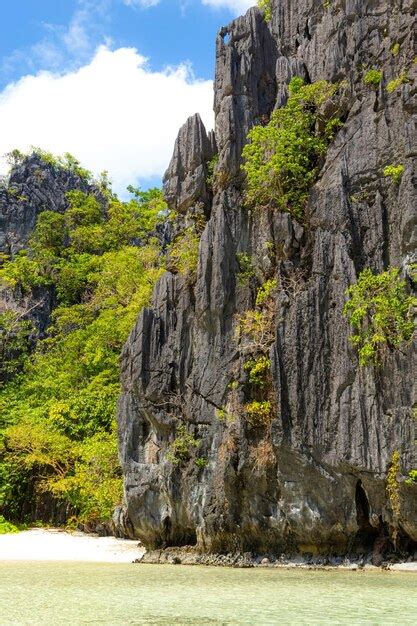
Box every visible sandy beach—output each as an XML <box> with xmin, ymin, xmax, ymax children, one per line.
<box><xmin>0</xmin><ymin>528</ymin><xmax>145</xmax><ymax>563</ymax></box>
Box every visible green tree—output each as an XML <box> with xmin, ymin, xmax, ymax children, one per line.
<box><xmin>0</xmin><ymin>181</ymin><xmax>167</xmax><ymax>526</ymax></box>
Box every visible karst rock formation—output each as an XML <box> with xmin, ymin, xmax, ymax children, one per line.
<box><xmin>118</xmin><ymin>0</ymin><xmax>417</xmax><ymax>555</ymax></box>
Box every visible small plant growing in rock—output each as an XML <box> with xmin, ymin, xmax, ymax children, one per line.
<box><xmin>383</xmin><ymin>164</ymin><xmax>404</xmax><ymax>184</ymax></box>
<box><xmin>32</xmin><ymin>148</ymin><xmax>92</xmax><ymax>181</ymax></box>
<box><xmin>167</xmin><ymin>424</ymin><xmax>200</xmax><ymax>465</ymax></box>
<box><xmin>343</xmin><ymin>267</ymin><xmax>415</xmax><ymax>366</ymax></box>
<box><xmin>255</xmin><ymin>278</ymin><xmax>278</xmax><ymax>306</ymax></box>
<box><xmin>236</xmin><ymin>277</ymin><xmax>278</xmax><ymax>354</ymax></box>
<box><xmin>406</xmin><ymin>470</ymin><xmax>417</xmax><ymax>485</ymax></box>
<box><xmin>386</xmin><ymin>72</ymin><xmax>409</xmax><ymax>93</ymax></box>
<box><xmin>236</xmin><ymin>252</ymin><xmax>255</xmax><ymax>285</ymax></box>
<box><xmin>364</xmin><ymin>69</ymin><xmax>382</xmax><ymax>87</ymax></box>
<box><xmin>236</xmin><ymin>308</ymin><xmax>276</xmax><ymax>352</ymax></box>
<box><xmin>244</xmin><ymin>400</ymin><xmax>273</xmax><ymax>426</ymax></box>
<box><xmin>257</xmin><ymin>0</ymin><xmax>272</xmax><ymax>21</ymax></box>
<box><xmin>195</xmin><ymin>457</ymin><xmax>208</xmax><ymax>468</ymax></box>
<box><xmin>216</xmin><ymin>406</ymin><xmax>236</xmax><ymax>422</ymax></box>
<box><xmin>206</xmin><ymin>154</ymin><xmax>219</xmax><ymax>189</ymax></box>
<box><xmin>167</xmin><ymin>227</ymin><xmax>200</xmax><ymax>276</ymax></box>
<box><xmin>244</xmin><ymin>355</ymin><xmax>271</xmax><ymax>387</ymax></box>
<box><xmin>391</xmin><ymin>42</ymin><xmax>400</xmax><ymax>57</ymax></box>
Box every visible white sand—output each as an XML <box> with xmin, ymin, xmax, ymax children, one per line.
<box><xmin>0</xmin><ymin>528</ymin><xmax>145</xmax><ymax>563</ymax></box>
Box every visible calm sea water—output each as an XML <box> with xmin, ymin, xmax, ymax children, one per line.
<box><xmin>1</xmin><ymin>561</ymin><xmax>416</xmax><ymax>625</ymax></box>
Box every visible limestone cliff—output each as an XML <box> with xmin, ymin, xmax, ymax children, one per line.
<box><xmin>118</xmin><ymin>0</ymin><xmax>416</xmax><ymax>555</ymax></box>
<box><xmin>0</xmin><ymin>154</ymin><xmax>95</xmax><ymax>342</ymax></box>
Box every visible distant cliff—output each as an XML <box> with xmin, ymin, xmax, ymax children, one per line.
<box><xmin>0</xmin><ymin>153</ymin><xmax>94</xmax><ymax>342</ymax></box>
<box><xmin>118</xmin><ymin>0</ymin><xmax>416</xmax><ymax>556</ymax></box>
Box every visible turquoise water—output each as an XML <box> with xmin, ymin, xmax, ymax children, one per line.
<box><xmin>1</xmin><ymin>561</ymin><xmax>416</xmax><ymax>625</ymax></box>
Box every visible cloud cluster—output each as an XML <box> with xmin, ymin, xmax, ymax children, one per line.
<box><xmin>0</xmin><ymin>0</ymin><xmax>257</xmax><ymax>194</ymax></box>
<box><xmin>123</xmin><ymin>0</ymin><xmax>160</xmax><ymax>7</ymax></box>
<box><xmin>123</xmin><ymin>0</ymin><xmax>255</xmax><ymax>14</ymax></box>
<box><xmin>0</xmin><ymin>47</ymin><xmax>214</xmax><ymax>194</ymax></box>
<box><xmin>201</xmin><ymin>0</ymin><xmax>254</xmax><ymax>13</ymax></box>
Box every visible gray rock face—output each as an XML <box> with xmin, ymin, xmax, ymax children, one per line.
<box><xmin>118</xmin><ymin>0</ymin><xmax>417</xmax><ymax>554</ymax></box>
<box><xmin>0</xmin><ymin>154</ymin><xmax>92</xmax><ymax>256</ymax></box>
<box><xmin>163</xmin><ymin>113</ymin><xmax>217</xmax><ymax>216</ymax></box>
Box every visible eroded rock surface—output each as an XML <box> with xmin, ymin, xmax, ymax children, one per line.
<box><xmin>118</xmin><ymin>0</ymin><xmax>416</xmax><ymax>554</ymax></box>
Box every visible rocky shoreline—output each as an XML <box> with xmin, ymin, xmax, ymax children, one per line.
<box><xmin>137</xmin><ymin>547</ymin><xmax>417</xmax><ymax>572</ymax></box>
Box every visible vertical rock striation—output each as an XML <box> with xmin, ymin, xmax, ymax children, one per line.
<box><xmin>118</xmin><ymin>0</ymin><xmax>416</xmax><ymax>554</ymax></box>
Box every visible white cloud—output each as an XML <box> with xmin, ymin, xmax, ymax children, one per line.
<box><xmin>0</xmin><ymin>46</ymin><xmax>214</xmax><ymax>195</ymax></box>
<box><xmin>201</xmin><ymin>0</ymin><xmax>254</xmax><ymax>14</ymax></box>
<box><xmin>123</xmin><ymin>0</ymin><xmax>160</xmax><ymax>6</ymax></box>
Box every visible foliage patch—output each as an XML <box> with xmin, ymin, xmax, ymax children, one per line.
<box><xmin>242</xmin><ymin>77</ymin><xmax>341</xmax><ymax>221</ymax></box>
<box><xmin>343</xmin><ymin>268</ymin><xmax>415</xmax><ymax>366</ymax></box>
<box><xmin>0</xmin><ymin>175</ymin><xmax>166</xmax><ymax>526</ymax></box>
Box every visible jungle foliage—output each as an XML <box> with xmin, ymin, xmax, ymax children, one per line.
<box><xmin>0</xmin><ymin>168</ymin><xmax>167</xmax><ymax>527</ymax></box>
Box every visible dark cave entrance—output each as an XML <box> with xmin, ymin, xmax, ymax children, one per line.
<box><xmin>354</xmin><ymin>480</ymin><xmax>378</xmax><ymax>551</ymax></box>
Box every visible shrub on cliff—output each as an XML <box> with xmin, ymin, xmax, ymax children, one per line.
<box><xmin>242</xmin><ymin>77</ymin><xmax>342</xmax><ymax>221</ymax></box>
<box><xmin>364</xmin><ymin>69</ymin><xmax>382</xmax><ymax>87</ymax></box>
<box><xmin>167</xmin><ymin>227</ymin><xmax>200</xmax><ymax>277</ymax></box>
<box><xmin>343</xmin><ymin>267</ymin><xmax>415</xmax><ymax>366</ymax></box>
<box><xmin>257</xmin><ymin>0</ymin><xmax>272</xmax><ymax>21</ymax></box>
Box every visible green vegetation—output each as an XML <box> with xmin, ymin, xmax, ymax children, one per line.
<box><xmin>257</xmin><ymin>0</ymin><xmax>272</xmax><ymax>21</ymax></box>
<box><xmin>236</xmin><ymin>279</ymin><xmax>278</xmax><ymax>352</ymax></box>
<box><xmin>343</xmin><ymin>268</ymin><xmax>415</xmax><ymax>366</ymax></box>
<box><xmin>244</xmin><ymin>356</ymin><xmax>271</xmax><ymax>387</ymax></box>
<box><xmin>167</xmin><ymin>424</ymin><xmax>200</xmax><ymax>466</ymax></box>
<box><xmin>386</xmin><ymin>72</ymin><xmax>408</xmax><ymax>93</ymax></box>
<box><xmin>0</xmin><ymin>309</ymin><xmax>34</xmax><ymax>382</ymax></box>
<box><xmin>391</xmin><ymin>43</ymin><xmax>400</xmax><ymax>57</ymax></box>
<box><xmin>386</xmin><ymin>450</ymin><xmax>401</xmax><ymax>517</ymax></box>
<box><xmin>383</xmin><ymin>164</ymin><xmax>404</xmax><ymax>184</ymax></box>
<box><xmin>364</xmin><ymin>69</ymin><xmax>382</xmax><ymax>87</ymax></box>
<box><xmin>405</xmin><ymin>469</ymin><xmax>417</xmax><ymax>485</ymax></box>
<box><xmin>168</xmin><ymin>227</ymin><xmax>200</xmax><ymax>277</ymax></box>
<box><xmin>242</xmin><ymin>77</ymin><xmax>341</xmax><ymax>221</ymax></box>
<box><xmin>32</xmin><ymin>149</ymin><xmax>92</xmax><ymax>181</ymax></box>
<box><xmin>233</xmin><ymin>278</ymin><xmax>278</xmax><ymax>426</ymax></box>
<box><xmin>236</xmin><ymin>252</ymin><xmax>255</xmax><ymax>285</ymax></box>
<box><xmin>206</xmin><ymin>154</ymin><xmax>219</xmax><ymax>189</ymax></box>
<box><xmin>0</xmin><ymin>515</ymin><xmax>19</xmax><ymax>534</ymax></box>
<box><xmin>406</xmin><ymin>470</ymin><xmax>417</xmax><ymax>485</ymax></box>
<box><xmin>255</xmin><ymin>278</ymin><xmax>278</xmax><ymax>306</ymax></box>
<box><xmin>244</xmin><ymin>400</ymin><xmax>273</xmax><ymax>426</ymax></box>
<box><xmin>0</xmin><ymin>171</ymin><xmax>167</xmax><ymax>527</ymax></box>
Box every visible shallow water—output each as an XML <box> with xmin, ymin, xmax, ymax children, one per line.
<box><xmin>1</xmin><ymin>561</ymin><xmax>416</xmax><ymax>625</ymax></box>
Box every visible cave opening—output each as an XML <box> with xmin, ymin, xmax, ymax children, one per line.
<box><xmin>354</xmin><ymin>480</ymin><xmax>378</xmax><ymax>551</ymax></box>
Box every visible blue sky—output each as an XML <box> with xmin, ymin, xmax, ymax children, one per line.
<box><xmin>0</xmin><ymin>0</ymin><xmax>254</xmax><ymax>194</ymax></box>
